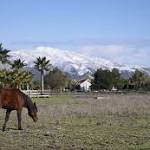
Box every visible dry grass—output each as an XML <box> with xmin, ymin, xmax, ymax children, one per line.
<box><xmin>0</xmin><ymin>93</ymin><xmax>150</xmax><ymax>149</ymax></box>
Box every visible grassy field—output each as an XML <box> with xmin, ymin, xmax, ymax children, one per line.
<box><xmin>0</xmin><ymin>93</ymin><xmax>150</xmax><ymax>149</ymax></box>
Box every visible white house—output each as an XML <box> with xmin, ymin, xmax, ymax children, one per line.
<box><xmin>79</xmin><ymin>79</ymin><xmax>91</xmax><ymax>91</ymax></box>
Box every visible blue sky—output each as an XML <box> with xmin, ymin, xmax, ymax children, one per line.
<box><xmin>0</xmin><ymin>0</ymin><xmax>150</xmax><ymax>66</ymax></box>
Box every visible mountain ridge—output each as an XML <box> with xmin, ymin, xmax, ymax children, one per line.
<box><xmin>9</xmin><ymin>46</ymin><xmax>148</xmax><ymax>79</ymax></box>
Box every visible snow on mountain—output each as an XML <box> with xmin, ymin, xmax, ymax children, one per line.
<box><xmin>10</xmin><ymin>46</ymin><xmax>146</xmax><ymax>77</ymax></box>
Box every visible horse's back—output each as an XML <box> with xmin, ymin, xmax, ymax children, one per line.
<box><xmin>0</xmin><ymin>88</ymin><xmax>21</xmax><ymax>98</ymax></box>
<box><xmin>0</xmin><ymin>88</ymin><xmax>25</xmax><ymax>110</ymax></box>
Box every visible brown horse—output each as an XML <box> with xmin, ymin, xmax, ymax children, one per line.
<box><xmin>0</xmin><ymin>88</ymin><xmax>38</xmax><ymax>131</ymax></box>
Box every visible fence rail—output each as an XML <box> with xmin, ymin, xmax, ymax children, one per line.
<box><xmin>21</xmin><ymin>90</ymin><xmax>150</xmax><ymax>98</ymax></box>
<box><xmin>21</xmin><ymin>90</ymin><xmax>51</xmax><ymax>98</ymax></box>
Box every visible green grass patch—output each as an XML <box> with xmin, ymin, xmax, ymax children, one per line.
<box><xmin>0</xmin><ymin>94</ymin><xmax>150</xmax><ymax>149</ymax></box>
<box><xmin>33</xmin><ymin>95</ymin><xmax>86</xmax><ymax>105</ymax></box>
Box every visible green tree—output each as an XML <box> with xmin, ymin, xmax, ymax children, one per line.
<box><xmin>31</xmin><ymin>80</ymin><xmax>40</xmax><ymax>90</ymax></box>
<box><xmin>10</xmin><ymin>59</ymin><xmax>30</xmax><ymax>88</ymax></box>
<box><xmin>0</xmin><ymin>70</ymin><xmax>33</xmax><ymax>89</ymax></box>
<box><xmin>91</xmin><ymin>69</ymin><xmax>114</xmax><ymax>90</ymax></box>
<box><xmin>0</xmin><ymin>43</ymin><xmax>10</xmax><ymax>87</ymax></box>
<box><xmin>0</xmin><ymin>45</ymin><xmax>33</xmax><ymax>89</ymax></box>
<box><xmin>0</xmin><ymin>57</ymin><xmax>32</xmax><ymax>89</ymax></box>
<box><xmin>15</xmin><ymin>71</ymin><xmax>33</xmax><ymax>89</ymax></box>
<box><xmin>142</xmin><ymin>81</ymin><xmax>150</xmax><ymax>91</ymax></box>
<box><xmin>91</xmin><ymin>68</ymin><xmax>124</xmax><ymax>91</ymax></box>
<box><xmin>34</xmin><ymin>57</ymin><xmax>51</xmax><ymax>94</ymax></box>
<box><xmin>0</xmin><ymin>43</ymin><xmax>10</xmax><ymax>64</ymax></box>
<box><xmin>112</xmin><ymin>68</ymin><xmax>120</xmax><ymax>87</ymax></box>
<box><xmin>11</xmin><ymin>59</ymin><xmax>26</xmax><ymax>71</ymax></box>
<box><xmin>131</xmin><ymin>70</ymin><xmax>149</xmax><ymax>90</ymax></box>
<box><xmin>45</xmin><ymin>67</ymin><xmax>68</xmax><ymax>91</ymax></box>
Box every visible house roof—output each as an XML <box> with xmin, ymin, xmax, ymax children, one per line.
<box><xmin>71</xmin><ymin>78</ymin><xmax>91</xmax><ymax>85</ymax></box>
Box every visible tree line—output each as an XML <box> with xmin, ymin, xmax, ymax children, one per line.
<box><xmin>1</xmin><ymin>43</ymin><xmax>150</xmax><ymax>92</ymax></box>
<box><xmin>91</xmin><ymin>68</ymin><xmax>150</xmax><ymax>91</ymax></box>
<box><xmin>0</xmin><ymin>43</ymin><xmax>69</xmax><ymax>93</ymax></box>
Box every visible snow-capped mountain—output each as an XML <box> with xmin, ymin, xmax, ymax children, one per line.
<box><xmin>9</xmin><ymin>46</ymin><xmax>148</xmax><ymax>78</ymax></box>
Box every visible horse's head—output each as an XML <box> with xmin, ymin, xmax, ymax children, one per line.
<box><xmin>28</xmin><ymin>102</ymin><xmax>38</xmax><ymax>122</ymax></box>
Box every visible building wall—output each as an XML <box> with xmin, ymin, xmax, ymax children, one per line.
<box><xmin>80</xmin><ymin>80</ymin><xmax>91</xmax><ymax>91</ymax></box>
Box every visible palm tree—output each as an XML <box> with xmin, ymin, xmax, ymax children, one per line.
<box><xmin>0</xmin><ymin>70</ymin><xmax>7</xmax><ymax>87</ymax></box>
<box><xmin>0</xmin><ymin>43</ymin><xmax>10</xmax><ymax>87</ymax></box>
<box><xmin>0</xmin><ymin>43</ymin><xmax>10</xmax><ymax>64</ymax></box>
<box><xmin>13</xmin><ymin>71</ymin><xmax>33</xmax><ymax>89</ymax></box>
<box><xmin>11</xmin><ymin>59</ymin><xmax>27</xmax><ymax>71</ymax></box>
<box><xmin>21</xmin><ymin>71</ymin><xmax>33</xmax><ymax>90</ymax></box>
<box><xmin>9</xmin><ymin>58</ymin><xmax>33</xmax><ymax>89</ymax></box>
<box><xmin>34</xmin><ymin>57</ymin><xmax>51</xmax><ymax>94</ymax></box>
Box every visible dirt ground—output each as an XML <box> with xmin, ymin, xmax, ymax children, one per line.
<box><xmin>0</xmin><ymin>93</ymin><xmax>150</xmax><ymax>150</ymax></box>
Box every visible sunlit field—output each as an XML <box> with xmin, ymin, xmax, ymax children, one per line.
<box><xmin>0</xmin><ymin>93</ymin><xmax>150</xmax><ymax>150</ymax></box>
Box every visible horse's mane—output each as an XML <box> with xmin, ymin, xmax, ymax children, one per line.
<box><xmin>20</xmin><ymin>91</ymin><xmax>34</xmax><ymax>112</ymax></box>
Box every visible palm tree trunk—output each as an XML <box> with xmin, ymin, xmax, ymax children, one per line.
<box><xmin>27</xmin><ymin>84</ymin><xmax>29</xmax><ymax>90</ymax></box>
<box><xmin>41</xmin><ymin>70</ymin><xmax>44</xmax><ymax>94</ymax></box>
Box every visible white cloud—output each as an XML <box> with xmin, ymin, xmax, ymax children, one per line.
<box><xmin>10</xmin><ymin>39</ymin><xmax>150</xmax><ymax>67</ymax></box>
<box><xmin>77</xmin><ymin>44</ymin><xmax>150</xmax><ymax>67</ymax></box>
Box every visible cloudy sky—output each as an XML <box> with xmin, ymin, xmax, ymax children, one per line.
<box><xmin>0</xmin><ymin>0</ymin><xmax>150</xmax><ymax>66</ymax></box>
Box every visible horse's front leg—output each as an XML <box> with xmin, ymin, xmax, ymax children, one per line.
<box><xmin>2</xmin><ymin>109</ymin><xmax>11</xmax><ymax>131</ymax></box>
<box><xmin>17</xmin><ymin>110</ymin><xmax>23</xmax><ymax>130</ymax></box>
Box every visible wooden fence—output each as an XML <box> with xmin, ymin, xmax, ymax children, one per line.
<box><xmin>21</xmin><ymin>90</ymin><xmax>51</xmax><ymax>98</ymax></box>
<box><xmin>21</xmin><ymin>89</ymin><xmax>150</xmax><ymax>98</ymax></box>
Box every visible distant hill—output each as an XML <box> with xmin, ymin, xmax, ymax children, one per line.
<box><xmin>9</xmin><ymin>46</ymin><xmax>150</xmax><ymax>79</ymax></box>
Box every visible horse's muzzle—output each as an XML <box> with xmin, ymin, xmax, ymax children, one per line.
<box><xmin>33</xmin><ymin>117</ymin><xmax>38</xmax><ymax>122</ymax></box>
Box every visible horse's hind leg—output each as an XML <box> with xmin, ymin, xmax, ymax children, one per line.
<box><xmin>17</xmin><ymin>110</ymin><xmax>22</xmax><ymax>130</ymax></box>
<box><xmin>2</xmin><ymin>109</ymin><xmax>11</xmax><ymax>131</ymax></box>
